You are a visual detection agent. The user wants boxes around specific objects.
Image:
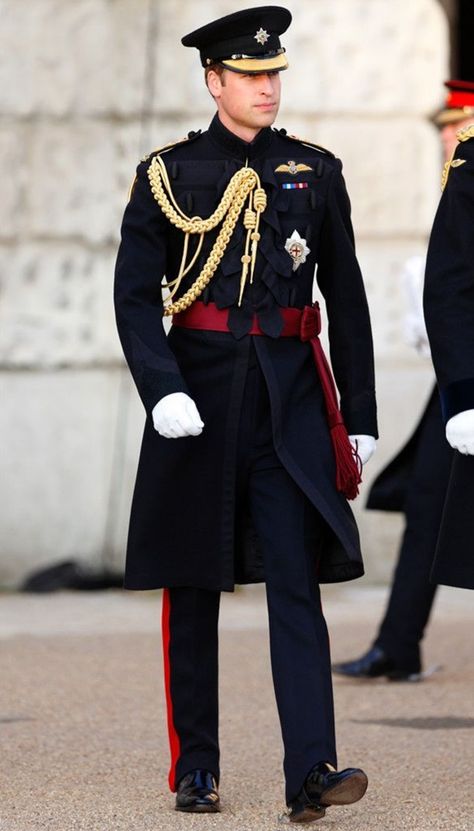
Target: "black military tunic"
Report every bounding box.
[114,114,377,592]
[424,127,474,590]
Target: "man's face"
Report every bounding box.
[208,68,281,138]
[441,116,474,161]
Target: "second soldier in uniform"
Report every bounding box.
[334,80,474,682]
[115,6,377,823]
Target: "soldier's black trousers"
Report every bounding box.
[161,347,336,803]
[374,391,452,672]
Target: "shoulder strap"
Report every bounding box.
[127,131,203,200]
[273,127,335,158]
[441,124,474,191]
[141,129,202,163]
[456,124,474,143]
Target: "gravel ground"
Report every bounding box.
[0,584,472,831]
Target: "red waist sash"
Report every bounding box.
[172,302,362,500]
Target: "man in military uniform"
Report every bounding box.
[424,96,474,592]
[115,6,377,822]
[333,80,474,682]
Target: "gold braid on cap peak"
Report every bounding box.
[147,155,267,315]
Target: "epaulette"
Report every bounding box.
[128,130,202,200]
[273,127,336,158]
[141,129,202,163]
[441,123,474,191]
[456,124,474,142]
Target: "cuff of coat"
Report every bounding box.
[341,397,378,439]
[440,377,474,423]
[140,368,190,416]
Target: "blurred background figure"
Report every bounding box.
[333,79,474,682]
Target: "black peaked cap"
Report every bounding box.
[182,6,292,73]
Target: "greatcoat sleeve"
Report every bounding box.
[114,160,189,415]
[315,160,378,438]
[424,138,474,423]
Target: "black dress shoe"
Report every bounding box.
[175,769,220,813]
[332,646,417,681]
[288,762,367,823]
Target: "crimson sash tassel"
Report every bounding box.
[330,422,362,500]
[301,305,362,501]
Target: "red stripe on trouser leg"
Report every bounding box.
[161,589,181,791]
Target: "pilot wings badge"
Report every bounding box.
[275,160,314,175]
[285,230,310,271]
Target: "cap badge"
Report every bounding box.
[254,27,270,45]
[275,160,313,175]
[285,230,310,272]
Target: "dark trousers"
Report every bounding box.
[162,347,336,803]
[374,391,452,672]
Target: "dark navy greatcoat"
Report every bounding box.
[114,114,377,591]
[424,131,474,590]
[366,385,444,513]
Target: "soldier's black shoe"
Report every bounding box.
[288,762,368,823]
[175,769,220,813]
[332,646,417,681]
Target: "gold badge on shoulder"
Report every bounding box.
[450,158,467,168]
[275,160,313,175]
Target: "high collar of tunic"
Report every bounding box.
[209,113,273,161]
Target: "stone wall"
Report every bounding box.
[0,0,448,585]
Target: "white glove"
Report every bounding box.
[446,409,474,454]
[349,434,377,466]
[152,392,204,439]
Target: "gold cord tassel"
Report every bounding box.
[250,187,267,284]
[147,156,266,315]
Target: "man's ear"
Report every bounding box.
[207,69,223,99]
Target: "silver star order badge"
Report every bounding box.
[285,230,311,272]
[254,27,270,45]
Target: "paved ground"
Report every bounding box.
[0,584,472,831]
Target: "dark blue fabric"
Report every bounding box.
[440,376,474,422]
[167,351,336,801]
[374,390,452,671]
[116,115,376,590]
[424,136,474,589]
[167,587,221,788]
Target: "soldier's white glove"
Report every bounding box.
[152,392,204,439]
[349,434,377,466]
[445,409,474,454]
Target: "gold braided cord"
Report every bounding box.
[456,124,474,142]
[249,188,266,283]
[441,145,457,192]
[442,125,474,191]
[163,178,257,315]
[148,155,260,234]
[147,155,266,315]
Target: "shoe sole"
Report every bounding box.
[320,770,368,806]
[289,806,326,823]
[176,804,221,813]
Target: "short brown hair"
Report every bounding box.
[204,63,227,88]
